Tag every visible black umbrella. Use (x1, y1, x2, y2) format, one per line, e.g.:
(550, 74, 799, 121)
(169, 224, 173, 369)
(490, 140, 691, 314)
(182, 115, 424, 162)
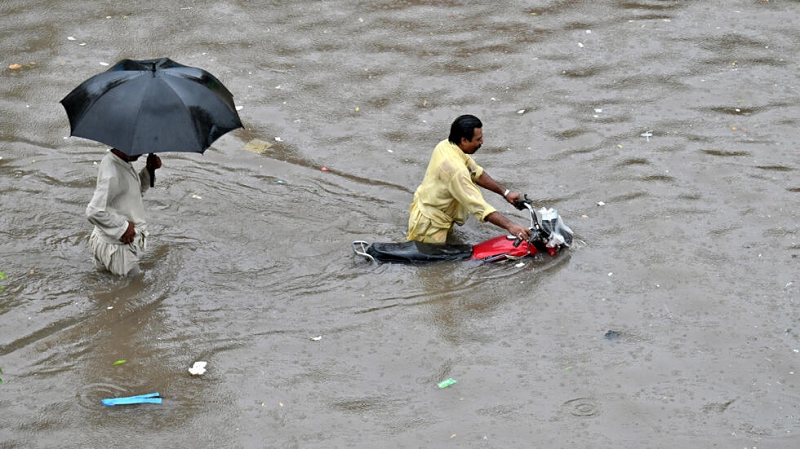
(61, 58, 243, 184)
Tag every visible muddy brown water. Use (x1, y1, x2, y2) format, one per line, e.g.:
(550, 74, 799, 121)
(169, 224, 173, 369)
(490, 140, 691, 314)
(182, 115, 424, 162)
(1, 1, 798, 448)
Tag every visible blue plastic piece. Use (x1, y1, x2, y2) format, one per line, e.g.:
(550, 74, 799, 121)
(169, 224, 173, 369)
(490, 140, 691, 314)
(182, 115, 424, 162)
(102, 392, 162, 406)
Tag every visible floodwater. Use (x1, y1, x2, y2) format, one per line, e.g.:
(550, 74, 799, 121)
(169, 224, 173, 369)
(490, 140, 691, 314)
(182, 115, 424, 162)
(1, 0, 798, 447)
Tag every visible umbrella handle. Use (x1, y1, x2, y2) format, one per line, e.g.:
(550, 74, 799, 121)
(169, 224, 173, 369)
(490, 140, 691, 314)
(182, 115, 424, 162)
(148, 153, 155, 188)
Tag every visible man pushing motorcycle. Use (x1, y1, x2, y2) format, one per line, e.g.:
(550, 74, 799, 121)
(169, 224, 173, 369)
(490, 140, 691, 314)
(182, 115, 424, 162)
(407, 115, 532, 244)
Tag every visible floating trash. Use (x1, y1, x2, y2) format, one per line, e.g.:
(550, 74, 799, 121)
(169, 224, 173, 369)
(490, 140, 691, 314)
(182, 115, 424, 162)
(437, 378, 457, 388)
(242, 139, 272, 154)
(604, 330, 621, 340)
(102, 392, 161, 406)
(188, 361, 207, 376)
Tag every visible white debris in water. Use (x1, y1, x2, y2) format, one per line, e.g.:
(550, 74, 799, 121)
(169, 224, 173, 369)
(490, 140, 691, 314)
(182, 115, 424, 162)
(578, 42, 584, 48)
(517, 109, 525, 114)
(275, 137, 283, 142)
(608, 272, 613, 276)
(515, 262, 525, 268)
(67, 36, 76, 41)
(192, 194, 202, 199)
(99, 62, 109, 66)
(235, 106, 243, 111)
(586, 30, 591, 34)
(189, 361, 207, 376)
(597, 201, 605, 206)
(641, 131, 653, 142)
(310, 336, 322, 341)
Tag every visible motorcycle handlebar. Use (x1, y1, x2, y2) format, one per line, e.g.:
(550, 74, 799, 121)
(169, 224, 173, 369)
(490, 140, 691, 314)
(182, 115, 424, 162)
(513, 194, 533, 211)
(514, 194, 539, 240)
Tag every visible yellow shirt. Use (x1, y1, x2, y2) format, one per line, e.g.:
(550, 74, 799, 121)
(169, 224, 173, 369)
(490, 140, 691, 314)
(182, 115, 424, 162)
(407, 140, 497, 243)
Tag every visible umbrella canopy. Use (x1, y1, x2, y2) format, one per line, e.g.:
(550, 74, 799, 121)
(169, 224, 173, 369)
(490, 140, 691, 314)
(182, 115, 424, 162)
(60, 58, 243, 157)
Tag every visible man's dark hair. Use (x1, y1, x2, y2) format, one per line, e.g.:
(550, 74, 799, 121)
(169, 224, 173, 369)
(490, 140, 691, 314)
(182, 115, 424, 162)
(448, 115, 482, 144)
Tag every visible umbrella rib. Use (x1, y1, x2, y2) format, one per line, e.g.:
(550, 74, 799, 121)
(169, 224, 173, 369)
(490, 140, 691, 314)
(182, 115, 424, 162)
(129, 85, 149, 152)
(63, 72, 140, 134)
(160, 76, 206, 151)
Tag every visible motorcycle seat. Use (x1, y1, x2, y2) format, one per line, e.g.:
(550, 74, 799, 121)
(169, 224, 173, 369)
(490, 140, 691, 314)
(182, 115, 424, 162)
(366, 241, 473, 263)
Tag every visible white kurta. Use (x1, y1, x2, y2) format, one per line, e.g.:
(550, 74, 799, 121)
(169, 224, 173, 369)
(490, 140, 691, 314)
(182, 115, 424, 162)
(86, 151, 152, 276)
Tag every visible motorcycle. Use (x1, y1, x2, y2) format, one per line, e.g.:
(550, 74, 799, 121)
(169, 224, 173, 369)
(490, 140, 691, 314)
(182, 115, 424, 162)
(352, 195, 573, 264)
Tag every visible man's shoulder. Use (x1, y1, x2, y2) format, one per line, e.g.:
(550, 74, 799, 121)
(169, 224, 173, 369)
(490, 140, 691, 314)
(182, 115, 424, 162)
(98, 152, 128, 176)
(434, 139, 455, 151)
(100, 151, 117, 162)
(433, 140, 469, 164)
(103, 151, 130, 166)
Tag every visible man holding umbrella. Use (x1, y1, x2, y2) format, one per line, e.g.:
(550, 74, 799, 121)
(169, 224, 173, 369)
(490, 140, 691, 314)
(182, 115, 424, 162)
(86, 150, 161, 276)
(61, 58, 243, 276)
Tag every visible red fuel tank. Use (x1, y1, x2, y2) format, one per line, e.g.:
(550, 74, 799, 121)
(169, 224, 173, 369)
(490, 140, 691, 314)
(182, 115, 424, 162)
(470, 235, 538, 261)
